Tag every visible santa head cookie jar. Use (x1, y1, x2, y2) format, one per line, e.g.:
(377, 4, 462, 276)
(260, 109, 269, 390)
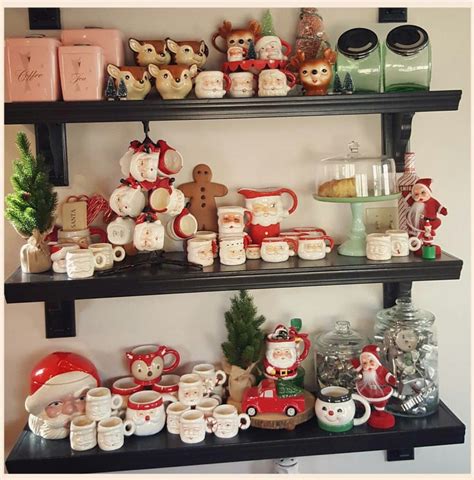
(238, 187, 298, 244)
(25, 352, 100, 440)
(263, 324, 310, 381)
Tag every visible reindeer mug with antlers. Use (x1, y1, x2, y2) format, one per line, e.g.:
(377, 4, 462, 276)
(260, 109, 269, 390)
(165, 39, 209, 69)
(212, 19, 261, 54)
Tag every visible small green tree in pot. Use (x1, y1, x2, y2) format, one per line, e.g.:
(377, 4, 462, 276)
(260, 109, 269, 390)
(221, 290, 265, 405)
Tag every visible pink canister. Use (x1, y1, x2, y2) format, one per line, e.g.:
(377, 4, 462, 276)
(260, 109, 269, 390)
(60, 28, 124, 66)
(59, 45, 105, 101)
(5, 36, 61, 102)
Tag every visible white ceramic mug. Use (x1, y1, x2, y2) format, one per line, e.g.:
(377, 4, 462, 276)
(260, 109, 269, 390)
(227, 45, 246, 62)
(166, 401, 190, 434)
(255, 35, 290, 61)
(111, 377, 142, 418)
(195, 71, 231, 99)
(258, 69, 295, 97)
(97, 416, 134, 451)
(219, 236, 247, 266)
(209, 404, 251, 439)
(89, 243, 125, 270)
(178, 373, 207, 407)
(86, 387, 123, 422)
(196, 397, 220, 419)
(179, 409, 212, 444)
(153, 374, 180, 398)
(217, 206, 253, 236)
(246, 244, 261, 260)
(109, 184, 146, 218)
(70, 415, 97, 451)
(194, 231, 218, 258)
(192, 363, 227, 394)
(386, 229, 423, 256)
(107, 217, 136, 246)
(260, 237, 297, 263)
(50, 243, 80, 273)
(315, 386, 371, 433)
(165, 209, 198, 241)
(66, 249, 105, 278)
(366, 233, 392, 261)
(298, 235, 335, 261)
(149, 185, 185, 216)
(229, 72, 255, 98)
(187, 237, 214, 267)
(133, 219, 165, 251)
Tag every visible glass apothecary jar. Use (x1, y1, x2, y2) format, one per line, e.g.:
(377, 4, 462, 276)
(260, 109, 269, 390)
(336, 28, 382, 93)
(316, 142, 397, 199)
(374, 297, 438, 417)
(314, 320, 367, 391)
(383, 25, 431, 92)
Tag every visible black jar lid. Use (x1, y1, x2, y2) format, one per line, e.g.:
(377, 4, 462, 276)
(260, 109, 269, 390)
(337, 28, 379, 59)
(386, 25, 429, 56)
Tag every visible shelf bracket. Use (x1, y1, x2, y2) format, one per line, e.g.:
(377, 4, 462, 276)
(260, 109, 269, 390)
(381, 112, 415, 172)
(386, 447, 415, 461)
(383, 282, 413, 308)
(35, 123, 68, 186)
(45, 301, 76, 338)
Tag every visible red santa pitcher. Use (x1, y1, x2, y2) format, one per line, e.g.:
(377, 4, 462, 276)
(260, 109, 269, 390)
(238, 187, 298, 244)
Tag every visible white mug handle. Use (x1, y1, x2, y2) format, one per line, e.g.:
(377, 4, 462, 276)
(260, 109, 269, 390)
(238, 413, 251, 430)
(215, 370, 227, 386)
(113, 246, 126, 262)
(352, 394, 371, 426)
(409, 237, 423, 251)
(111, 394, 123, 410)
(123, 419, 136, 436)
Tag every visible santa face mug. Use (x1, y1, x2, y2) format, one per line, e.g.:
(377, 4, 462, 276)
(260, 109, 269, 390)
(109, 184, 146, 218)
(260, 237, 297, 263)
(255, 36, 291, 61)
(217, 206, 253, 236)
(187, 238, 214, 267)
(196, 397, 220, 419)
(258, 69, 296, 97)
(85, 387, 123, 422)
(70, 415, 97, 451)
(219, 236, 247, 266)
(98, 416, 135, 451)
(178, 373, 207, 407)
(209, 404, 251, 439)
(229, 72, 255, 98)
(66, 249, 105, 278)
(179, 410, 213, 444)
(107, 217, 136, 246)
(166, 401, 190, 434)
(133, 216, 165, 252)
(195, 71, 231, 99)
(89, 243, 126, 271)
(246, 244, 261, 260)
(192, 363, 226, 397)
(366, 233, 392, 261)
(194, 231, 218, 258)
(149, 182, 185, 217)
(298, 235, 335, 261)
(124, 390, 176, 436)
(50, 243, 80, 273)
(153, 374, 181, 398)
(315, 386, 371, 433)
(386, 229, 422, 257)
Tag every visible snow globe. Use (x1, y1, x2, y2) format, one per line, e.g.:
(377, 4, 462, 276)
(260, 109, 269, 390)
(314, 141, 400, 256)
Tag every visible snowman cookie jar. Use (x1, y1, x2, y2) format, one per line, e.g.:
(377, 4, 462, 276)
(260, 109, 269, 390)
(238, 187, 298, 244)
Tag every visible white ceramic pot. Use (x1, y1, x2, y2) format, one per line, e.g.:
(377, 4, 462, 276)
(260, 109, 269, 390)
(70, 415, 97, 451)
(187, 237, 214, 267)
(260, 237, 297, 263)
(366, 233, 392, 261)
(89, 243, 125, 271)
(166, 401, 190, 434)
(66, 249, 105, 278)
(85, 387, 123, 422)
(229, 72, 255, 98)
(298, 235, 335, 261)
(209, 404, 251, 439)
(386, 229, 422, 256)
(97, 416, 134, 451)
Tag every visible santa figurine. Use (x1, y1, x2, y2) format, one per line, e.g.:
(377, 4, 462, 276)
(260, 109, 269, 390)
(25, 352, 100, 439)
(404, 178, 447, 239)
(352, 345, 397, 430)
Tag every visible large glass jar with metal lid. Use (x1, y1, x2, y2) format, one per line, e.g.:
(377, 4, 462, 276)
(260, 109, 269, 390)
(336, 28, 382, 93)
(314, 320, 367, 391)
(383, 24, 431, 92)
(373, 297, 438, 417)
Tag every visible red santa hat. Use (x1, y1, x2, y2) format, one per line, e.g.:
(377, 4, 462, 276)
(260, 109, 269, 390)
(414, 178, 432, 191)
(361, 344, 382, 364)
(25, 352, 100, 416)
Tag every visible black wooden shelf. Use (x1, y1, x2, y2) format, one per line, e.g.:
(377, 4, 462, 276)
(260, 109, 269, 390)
(5, 401, 465, 473)
(4, 250, 463, 304)
(5, 90, 462, 124)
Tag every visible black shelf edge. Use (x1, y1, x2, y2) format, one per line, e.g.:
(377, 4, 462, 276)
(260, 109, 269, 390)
(4, 90, 462, 124)
(4, 251, 463, 304)
(5, 400, 465, 473)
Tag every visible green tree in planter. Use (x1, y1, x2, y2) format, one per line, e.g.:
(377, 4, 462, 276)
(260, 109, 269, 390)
(222, 290, 265, 369)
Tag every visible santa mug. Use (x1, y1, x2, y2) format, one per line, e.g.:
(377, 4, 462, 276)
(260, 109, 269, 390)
(165, 208, 198, 241)
(153, 374, 180, 398)
(219, 236, 248, 266)
(107, 217, 136, 246)
(246, 244, 261, 260)
(178, 373, 208, 407)
(179, 409, 213, 444)
(315, 386, 371, 433)
(298, 235, 334, 261)
(260, 237, 297, 263)
(85, 387, 123, 422)
(229, 72, 256, 98)
(149, 181, 185, 216)
(196, 397, 220, 419)
(111, 377, 142, 418)
(227, 45, 246, 62)
(292, 227, 327, 236)
(66, 249, 105, 278)
(166, 401, 190, 434)
(50, 243, 80, 273)
(98, 416, 134, 451)
(187, 237, 215, 267)
(70, 415, 97, 451)
(255, 36, 291, 61)
(194, 231, 218, 258)
(217, 206, 253, 236)
(133, 214, 165, 252)
(195, 71, 231, 99)
(208, 404, 251, 439)
(258, 69, 296, 97)
(192, 363, 226, 397)
(126, 344, 181, 387)
(124, 390, 176, 436)
(366, 233, 392, 261)
(89, 243, 126, 271)
(386, 229, 422, 257)
(109, 183, 146, 218)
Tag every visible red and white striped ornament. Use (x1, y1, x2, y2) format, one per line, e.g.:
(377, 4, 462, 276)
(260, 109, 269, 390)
(397, 152, 419, 231)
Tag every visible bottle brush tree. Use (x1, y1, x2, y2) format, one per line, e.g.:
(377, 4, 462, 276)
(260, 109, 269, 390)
(261, 9, 276, 37)
(221, 290, 266, 370)
(247, 41, 257, 60)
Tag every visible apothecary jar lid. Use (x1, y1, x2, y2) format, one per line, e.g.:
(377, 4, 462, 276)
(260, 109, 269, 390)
(376, 297, 435, 326)
(337, 28, 379, 59)
(314, 320, 367, 356)
(386, 25, 429, 56)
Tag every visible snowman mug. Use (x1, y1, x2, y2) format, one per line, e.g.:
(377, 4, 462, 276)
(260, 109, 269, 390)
(315, 386, 371, 433)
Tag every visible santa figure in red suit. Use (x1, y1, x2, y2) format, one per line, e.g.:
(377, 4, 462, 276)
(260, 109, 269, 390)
(352, 345, 398, 429)
(403, 178, 447, 238)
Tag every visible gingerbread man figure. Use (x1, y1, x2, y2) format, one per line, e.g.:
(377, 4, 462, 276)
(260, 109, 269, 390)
(178, 164, 228, 232)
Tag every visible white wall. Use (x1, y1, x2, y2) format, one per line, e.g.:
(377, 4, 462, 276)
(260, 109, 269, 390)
(4, 7, 470, 474)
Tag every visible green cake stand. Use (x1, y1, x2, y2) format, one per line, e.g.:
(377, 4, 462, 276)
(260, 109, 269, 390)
(313, 193, 401, 257)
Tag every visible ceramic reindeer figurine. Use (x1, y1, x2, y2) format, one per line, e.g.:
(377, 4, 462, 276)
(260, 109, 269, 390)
(166, 39, 209, 69)
(129, 38, 172, 67)
(148, 63, 198, 100)
(106, 64, 151, 100)
(212, 20, 261, 54)
(289, 48, 337, 96)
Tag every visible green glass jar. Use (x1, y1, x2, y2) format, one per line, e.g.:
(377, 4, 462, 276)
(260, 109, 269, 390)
(374, 297, 438, 417)
(383, 25, 431, 92)
(336, 28, 382, 93)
